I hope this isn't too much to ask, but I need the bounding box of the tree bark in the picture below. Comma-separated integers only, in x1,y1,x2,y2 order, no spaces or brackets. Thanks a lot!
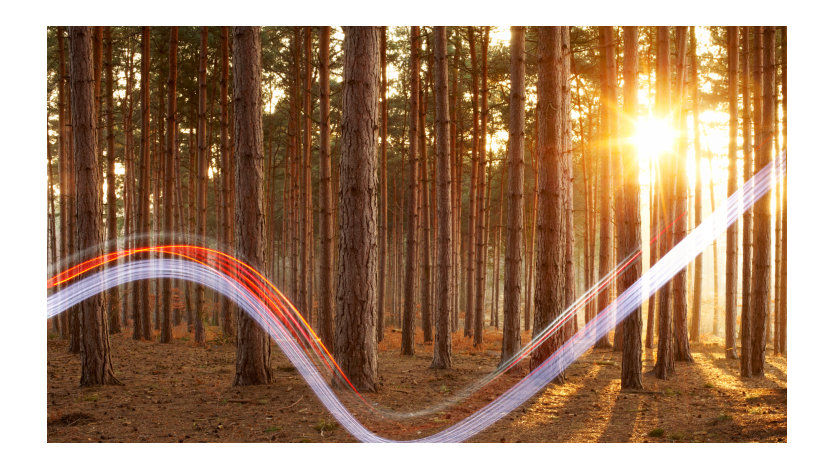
401,27,420,356
378,27,388,343
595,26,614,349
464,26,480,339
318,26,335,352
725,26,739,359
161,27,177,344
530,26,573,382
430,26,453,370
68,26,120,386
194,26,208,344
689,26,702,344
751,26,774,377
778,26,787,356
103,26,120,334
500,26,525,365
672,26,693,363
653,26,675,379
335,27,380,391
619,26,643,390
232,26,272,386
220,26,235,339
740,26,753,377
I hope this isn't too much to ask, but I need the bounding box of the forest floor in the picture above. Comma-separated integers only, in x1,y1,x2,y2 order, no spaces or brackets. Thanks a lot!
47,322,787,443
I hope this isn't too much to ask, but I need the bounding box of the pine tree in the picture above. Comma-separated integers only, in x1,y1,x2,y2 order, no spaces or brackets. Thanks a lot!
401,26,420,356
318,26,335,351
430,26,453,370
725,26,740,359
232,26,272,386
619,26,643,390
68,26,120,385
335,26,381,391
530,26,573,381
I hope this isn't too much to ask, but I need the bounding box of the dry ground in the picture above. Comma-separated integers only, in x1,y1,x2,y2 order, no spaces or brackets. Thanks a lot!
47,324,786,443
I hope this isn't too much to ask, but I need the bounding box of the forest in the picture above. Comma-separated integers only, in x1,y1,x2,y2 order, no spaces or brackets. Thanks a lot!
44,25,787,444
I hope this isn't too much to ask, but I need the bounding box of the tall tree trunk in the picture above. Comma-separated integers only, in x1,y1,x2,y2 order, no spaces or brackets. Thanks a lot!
778,26,787,356
378,27,388,343
102,27,120,334
194,27,208,344
653,26,675,379
318,26,335,351
232,26,272,386
430,26,453,370
530,26,573,381
419,69,433,344
672,26,693,363
47,130,59,335
595,26,614,349
134,27,151,341
725,26,740,359
619,26,643,390
161,27,177,344
61,25,82,353
401,27,421,356
122,32,136,329
690,26,702,343
751,26,774,377
474,27,490,347
500,25,524,364
464,26,480,339
740,26,756,377
491,165,505,328
524,113,539,333
736,26,753,377
57,26,71,340
301,26,313,321
220,26,235,339
450,34,461,333
335,27,380,391
68,26,121,386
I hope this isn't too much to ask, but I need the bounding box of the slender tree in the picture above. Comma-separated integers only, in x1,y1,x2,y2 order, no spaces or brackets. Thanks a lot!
401,26,420,356
430,26,453,370
102,27,120,334
335,26,381,391
160,27,177,344
740,26,758,377
725,26,740,359
751,26,774,376
464,26,480,338
689,26,702,343
318,26,335,351
653,26,675,379
68,26,120,385
194,26,208,344
595,26,615,349
778,26,787,356
378,27,388,343
501,26,525,365
219,26,235,338
672,26,693,363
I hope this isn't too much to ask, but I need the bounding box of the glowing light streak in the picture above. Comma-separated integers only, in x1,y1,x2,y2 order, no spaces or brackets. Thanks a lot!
46,152,784,442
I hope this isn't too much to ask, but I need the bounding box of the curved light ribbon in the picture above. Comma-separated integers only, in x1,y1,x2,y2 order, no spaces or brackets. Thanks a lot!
47,152,785,442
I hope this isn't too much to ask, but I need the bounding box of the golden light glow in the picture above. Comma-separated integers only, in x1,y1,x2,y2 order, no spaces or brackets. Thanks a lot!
634,114,677,166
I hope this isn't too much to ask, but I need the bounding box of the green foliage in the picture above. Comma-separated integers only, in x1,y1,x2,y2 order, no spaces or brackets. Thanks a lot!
313,418,339,433
648,428,665,438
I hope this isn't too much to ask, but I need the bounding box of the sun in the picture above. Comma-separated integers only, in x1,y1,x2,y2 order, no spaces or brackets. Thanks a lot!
634,114,677,166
